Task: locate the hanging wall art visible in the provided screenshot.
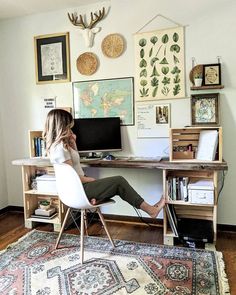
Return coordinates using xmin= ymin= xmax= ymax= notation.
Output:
xmin=134 ymin=26 xmax=185 ymax=100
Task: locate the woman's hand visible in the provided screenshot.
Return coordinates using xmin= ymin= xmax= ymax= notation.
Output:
xmin=80 ymin=176 xmax=96 ymax=183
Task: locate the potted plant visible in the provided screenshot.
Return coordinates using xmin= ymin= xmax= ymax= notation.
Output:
xmin=194 ymin=73 xmax=203 ymax=87
xmin=39 ymin=200 xmax=51 ymax=210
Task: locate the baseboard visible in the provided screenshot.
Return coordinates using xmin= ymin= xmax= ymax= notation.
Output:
xmin=218 ymin=223 xmax=236 ymax=232
xmin=0 ymin=205 xmax=24 ymax=216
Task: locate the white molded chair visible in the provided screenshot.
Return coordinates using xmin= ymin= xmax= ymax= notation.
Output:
xmin=54 ymin=163 xmax=115 ymax=263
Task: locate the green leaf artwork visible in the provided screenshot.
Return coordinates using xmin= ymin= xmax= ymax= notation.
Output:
xmin=161 ymin=67 xmax=169 ymax=75
xmin=171 ymin=66 xmax=181 ymax=74
xmin=160 ymin=57 xmax=168 ymax=64
xmin=140 ymin=69 xmax=147 ymax=77
xmin=150 ymin=57 xmax=159 ymax=66
xmin=161 ymin=86 xmax=170 ymax=96
xmin=173 ymin=55 xmax=179 ymax=64
xmin=140 ymin=48 xmax=144 ymax=58
xmin=139 ymin=39 xmax=147 ymax=47
xmin=173 ymin=84 xmax=180 ymax=96
xmin=140 ymin=80 xmax=147 ymax=86
xmin=170 ymin=44 xmax=180 ymax=53
xmin=140 ymin=88 xmax=149 ymax=97
xmin=150 ymin=65 xmax=160 ymax=77
xmin=149 ymin=47 xmax=153 ymax=57
xmin=150 ymin=36 xmax=158 ymax=45
xmin=173 ymin=74 xmax=180 ymax=83
xmin=139 ymin=59 xmax=147 ymax=68
xmin=162 ymin=77 xmax=171 ymax=85
xmin=173 ymin=32 xmax=179 ymax=42
xmin=162 ymin=34 xmax=169 ymax=44
xmin=151 ymin=77 xmax=159 ymax=87
xmin=152 ymin=87 xmax=158 ymax=97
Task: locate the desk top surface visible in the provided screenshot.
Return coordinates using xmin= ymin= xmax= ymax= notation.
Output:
xmin=12 ymin=157 xmax=228 ymax=171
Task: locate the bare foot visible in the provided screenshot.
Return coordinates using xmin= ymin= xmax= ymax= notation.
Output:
xmin=154 ymin=195 xmax=165 ymax=208
xmin=90 ymin=198 xmax=97 ymax=205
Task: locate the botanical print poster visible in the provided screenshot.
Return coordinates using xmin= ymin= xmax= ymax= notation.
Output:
xmin=134 ymin=26 xmax=185 ymax=100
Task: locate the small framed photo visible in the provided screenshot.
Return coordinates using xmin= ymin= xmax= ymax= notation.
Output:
xmin=203 ymin=63 xmax=221 ymax=86
xmin=156 ymin=104 xmax=169 ymax=124
xmin=34 ymin=32 xmax=71 ymax=84
xmin=191 ymin=93 xmax=219 ymax=126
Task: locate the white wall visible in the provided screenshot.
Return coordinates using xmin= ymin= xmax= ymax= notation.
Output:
xmin=0 ymin=0 xmax=235 ymax=224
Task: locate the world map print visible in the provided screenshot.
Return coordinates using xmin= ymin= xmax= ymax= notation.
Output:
xmin=73 ymin=77 xmax=134 ymax=125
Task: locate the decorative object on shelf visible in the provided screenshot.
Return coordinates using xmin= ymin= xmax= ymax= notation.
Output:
xmin=76 ymin=52 xmax=98 ymax=75
xmin=203 ymin=63 xmax=221 ymax=86
xmin=39 ymin=200 xmax=51 ymax=210
xmin=189 ymin=64 xmax=203 ymax=86
xmin=191 ymin=93 xmax=219 ymax=126
xmin=101 ymin=33 xmax=125 ymax=58
xmin=34 ymin=32 xmax=71 ymax=84
xmin=134 ymin=14 xmax=186 ymax=100
xmin=73 ymin=77 xmax=134 ymax=125
xmin=137 ymin=103 xmax=170 ymax=138
xmin=68 ymin=7 xmax=106 ymax=48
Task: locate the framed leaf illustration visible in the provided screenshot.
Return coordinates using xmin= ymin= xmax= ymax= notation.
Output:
xmin=134 ymin=26 xmax=185 ymax=100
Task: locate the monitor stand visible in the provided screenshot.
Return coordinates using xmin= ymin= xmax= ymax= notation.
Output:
xmin=85 ymin=152 xmax=102 ymax=159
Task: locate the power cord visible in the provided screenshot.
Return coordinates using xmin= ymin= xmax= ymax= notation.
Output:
xmin=133 ymin=206 xmax=158 ymax=228
xmin=217 ymin=170 xmax=226 ymax=202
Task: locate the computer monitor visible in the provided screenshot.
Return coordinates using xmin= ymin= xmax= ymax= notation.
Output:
xmin=72 ymin=117 xmax=122 ymax=154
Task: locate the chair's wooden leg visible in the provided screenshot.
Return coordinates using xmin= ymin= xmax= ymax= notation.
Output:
xmin=55 ymin=207 xmax=71 ymax=249
xmin=97 ymin=208 xmax=115 ymax=248
xmin=84 ymin=209 xmax=89 ymax=236
xmin=80 ymin=209 xmax=85 ymax=264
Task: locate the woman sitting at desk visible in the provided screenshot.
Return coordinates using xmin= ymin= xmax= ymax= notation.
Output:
xmin=43 ymin=109 xmax=165 ymax=218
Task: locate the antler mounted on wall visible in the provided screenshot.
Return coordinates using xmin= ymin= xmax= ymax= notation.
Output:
xmin=68 ymin=7 xmax=106 ymax=48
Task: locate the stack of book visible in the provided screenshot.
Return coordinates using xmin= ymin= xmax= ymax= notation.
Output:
xmin=167 ymin=176 xmax=189 ymax=201
xmin=31 ymin=207 xmax=57 ymax=219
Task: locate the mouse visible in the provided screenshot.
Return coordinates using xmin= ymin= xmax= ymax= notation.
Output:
xmin=104 ymin=155 xmax=116 ymax=160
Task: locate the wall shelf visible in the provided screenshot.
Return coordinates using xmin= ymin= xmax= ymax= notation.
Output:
xmin=190 ymin=85 xmax=224 ymax=90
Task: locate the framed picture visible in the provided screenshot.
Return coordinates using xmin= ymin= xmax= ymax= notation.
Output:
xmin=156 ymin=104 xmax=169 ymax=124
xmin=191 ymin=93 xmax=219 ymax=125
xmin=203 ymin=63 xmax=221 ymax=86
xmin=34 ymin=32 xmax=70 ymax=84
xmin=73 ymin=77 xmax=134 ymax=125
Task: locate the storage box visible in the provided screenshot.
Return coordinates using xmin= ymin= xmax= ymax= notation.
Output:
xmin=188 ymin=180 xmax=214 ymax=205
xmin=36 ymin=174 xmax=57 ymax=193
xmin=169 ymin=127 xmax=222 ymax=162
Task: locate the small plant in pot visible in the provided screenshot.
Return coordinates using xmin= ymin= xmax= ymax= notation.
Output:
xmin=39 ymin=200 xmax=51 ymax=210
xmin=194 ymin=73 xmax=203 ymax=87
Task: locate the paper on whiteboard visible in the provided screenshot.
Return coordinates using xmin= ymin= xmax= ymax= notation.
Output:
xmin=137 ymin=104 xmax=170 ymax=138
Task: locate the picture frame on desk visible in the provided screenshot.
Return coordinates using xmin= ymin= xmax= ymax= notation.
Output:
xmin=191 ymin=93 xmax=219 ymax=126
xmin=203 ymin=63 xmax=221 ymax=86
xmin=34 ymin=32 xmax=71 ymax=84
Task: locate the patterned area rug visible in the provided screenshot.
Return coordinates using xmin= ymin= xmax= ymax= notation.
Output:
xmin=0 ymin=230 xmax=230 ymax=295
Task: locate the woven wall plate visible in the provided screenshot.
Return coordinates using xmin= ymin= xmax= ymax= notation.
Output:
xmin=76 ymin=52 xmax=98 ymax=75
xmin=189 ymin=64 xmax=203 ymax=84
xmin=101 ymin=33 xmax=125 ymax=58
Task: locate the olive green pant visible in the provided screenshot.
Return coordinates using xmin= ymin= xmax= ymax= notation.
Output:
xmin=83 ymin=176 xmax=144 ymax=209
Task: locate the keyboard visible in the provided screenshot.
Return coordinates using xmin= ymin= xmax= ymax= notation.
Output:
xmin=127 ymin=156 xmax=162 ymax=162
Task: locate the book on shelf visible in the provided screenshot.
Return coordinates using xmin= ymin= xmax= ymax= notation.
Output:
xmin=167 ymin=176 xmax=189 ymax=202
xmin=31 ymin=212 xmax=58 ymax=219
xmin=165 ymin=204 xmax=178 ymax=237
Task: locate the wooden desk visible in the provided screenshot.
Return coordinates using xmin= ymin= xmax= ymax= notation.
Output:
xmin=13 ymin=157 xmax=228 ymax=244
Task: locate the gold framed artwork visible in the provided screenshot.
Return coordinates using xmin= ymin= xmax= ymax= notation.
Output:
xmin=203 ymin=63 xmax=221 ymax=86
xmin=191 ymin=93 xmax=219 ymax=126
xmin=134 ymin=26 xmax=185 ymax=101
xmin=34 ymin=32 xmax=71 ymax=84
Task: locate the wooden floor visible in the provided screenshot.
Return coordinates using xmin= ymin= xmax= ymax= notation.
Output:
xmin=1 ymin=211 xmax=235 ymax=294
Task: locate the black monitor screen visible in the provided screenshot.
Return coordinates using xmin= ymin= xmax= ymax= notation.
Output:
xmin=72 ymin=117 xmax=122 ymax=153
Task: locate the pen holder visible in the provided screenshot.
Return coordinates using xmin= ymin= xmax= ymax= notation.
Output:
xmin=173 ymin=151 xmax=194 ymax=160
